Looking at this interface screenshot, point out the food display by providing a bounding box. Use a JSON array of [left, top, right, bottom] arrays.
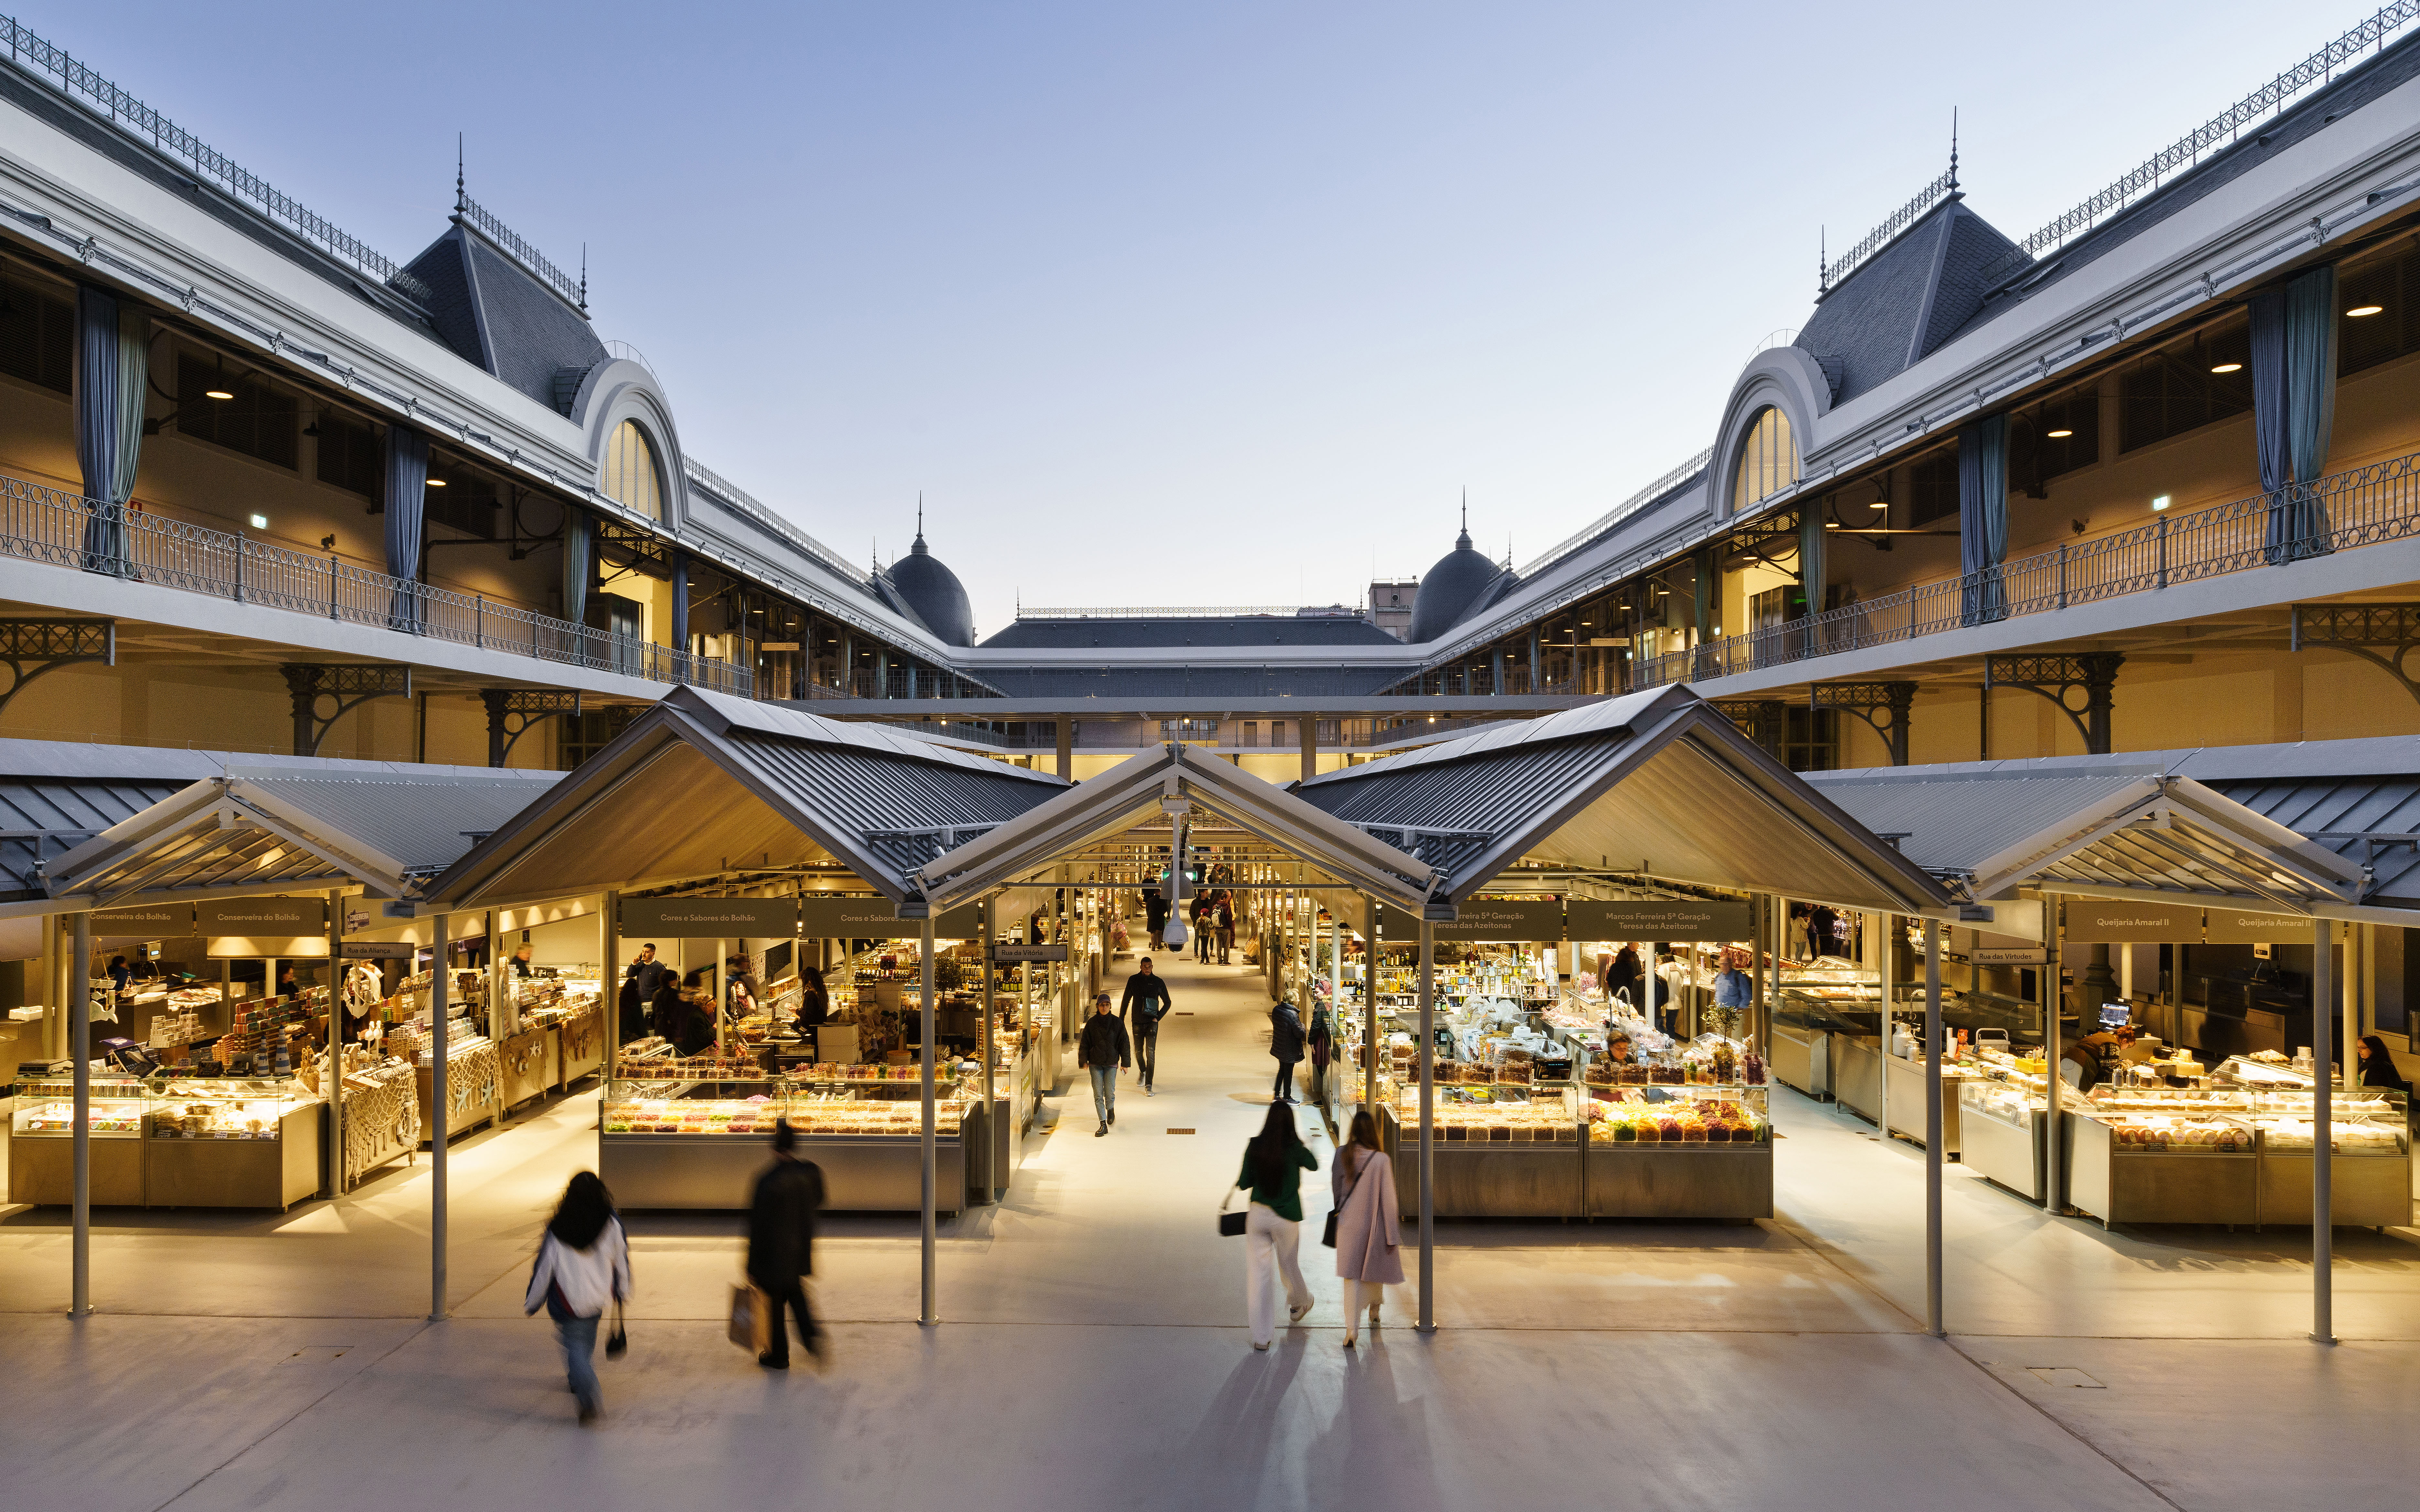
[[11, 1076, 146, 1136], [598, 1073, 979, 1213], [146, 1079, 313, 1139], [1586, 1092, 1768, 1145]]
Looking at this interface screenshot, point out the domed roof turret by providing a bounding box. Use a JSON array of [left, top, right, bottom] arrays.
[[1406, 509, 1512, 644], [880, 508, 976, 647]]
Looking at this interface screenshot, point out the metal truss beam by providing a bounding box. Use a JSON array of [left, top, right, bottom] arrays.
[[1984, 653, 2122, 755], [1811, 681, 1916, 766], [2292, 603, 2420, 706], [282, 663, 412, 758], [0, 618, 113, 720], [480, 688, 583, 768]]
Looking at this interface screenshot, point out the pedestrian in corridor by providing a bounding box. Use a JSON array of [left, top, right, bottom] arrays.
[[1120, 957, 1173, 1095], [1269, 998, 1305, 1104], [1330, 1109, 1401, 1346], [1236, 1103, 1317, 1350], [522, 1171, 630, 1424], [1078, 991, 1130, 1135], [747, 1120, 826, 1370]]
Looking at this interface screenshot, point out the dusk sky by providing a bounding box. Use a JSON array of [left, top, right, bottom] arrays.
[[44, 1, 2360, 635]]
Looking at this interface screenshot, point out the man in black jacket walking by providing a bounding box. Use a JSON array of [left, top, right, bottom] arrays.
[[1078, 992, 1131, 1135], [1120, 958, 1173, 1095], [747, 1120, 825, 1369], [1269, 1000, 1306, 1103]]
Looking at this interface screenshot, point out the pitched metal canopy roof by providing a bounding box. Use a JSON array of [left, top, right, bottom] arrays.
[[1294, 686, 1952, 916], [916, 742, 1436, 915], [43, 764, 564, 910], [422, 686, 1067, 912]]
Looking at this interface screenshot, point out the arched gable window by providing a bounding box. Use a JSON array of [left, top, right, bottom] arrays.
[[604, 419, 663, 520], [1730, 406, 1799, 513]]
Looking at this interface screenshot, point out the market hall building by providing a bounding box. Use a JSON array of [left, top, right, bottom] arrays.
[[8, 0, 2420, 1406]]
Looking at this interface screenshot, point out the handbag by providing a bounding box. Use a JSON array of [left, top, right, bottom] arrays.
[[1217, 1186, 1247, 1238], [1322, 1149, 1371, 1249], [605, 1298, 627, 1359]]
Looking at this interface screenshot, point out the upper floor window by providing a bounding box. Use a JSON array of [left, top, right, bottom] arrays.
[[1731, 406, 1798, 512], [604, 419, 662, 520]]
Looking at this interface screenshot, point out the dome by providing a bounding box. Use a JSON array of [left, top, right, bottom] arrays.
[[1406, 517, 1510, 643], [883, 523, 976, 648]]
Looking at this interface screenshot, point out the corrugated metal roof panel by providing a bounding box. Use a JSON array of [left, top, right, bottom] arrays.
[[1803, 772, 2156, 877]]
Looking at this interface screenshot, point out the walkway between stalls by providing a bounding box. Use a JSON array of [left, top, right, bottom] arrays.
[[6, 948, 2420, 1510]]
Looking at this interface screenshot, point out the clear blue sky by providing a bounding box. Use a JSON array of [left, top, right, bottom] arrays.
[[42, 1, 2378, 635]]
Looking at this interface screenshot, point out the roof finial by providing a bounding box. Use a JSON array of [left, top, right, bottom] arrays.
[[1455, 488, 1472, 551], [1948, 108, 1960, 192], [1818, 225, 1828, 296], [579, 243, 588, 313], [455, 133, 466, 215]]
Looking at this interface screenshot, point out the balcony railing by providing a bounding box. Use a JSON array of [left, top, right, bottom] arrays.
[[1632, 451, 2420, 690], [0, 473, 751, 697]]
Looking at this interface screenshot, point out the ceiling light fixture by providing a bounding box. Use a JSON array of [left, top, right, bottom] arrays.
[[248, 513, 268, 529], [204, 387, 234, 401], [2210, 361, 2243, 373], [2347, 304, 2385, 317], [426, 478, 447, 487], [2152, 495, 2172, 512], [2046, 427, 2074, 438], [1869, 499, 1887, 510]]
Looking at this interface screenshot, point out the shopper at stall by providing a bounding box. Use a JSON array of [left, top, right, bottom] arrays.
[[746, 1120, 825, 1369], [1331, 1108, 1401, 1346], [653, 974, 714, 1056], [2358, 1034, 2413, 1095], [1145, 890, 1168, 944], [795, 967, 831, 1038], [1305, 1006, 1334, 1105], [1805, 904, 1840, 962], [107, 955, 131, 992], [1269, 999, 1306, 1103], [617, 973, 649, 1045], [1119, 959, 1172, 1095], [522, 1171, 630, 1424], [2060, 1030, 2122, 1091], [624, 944, 670, 1005], [510, 944, 534, 978], [1216, 896, 1236, 964], [1713, 956, 1755, 1033], [1236, 1103, 1317, 1351], [1607, 944, 1644, 1012], [1193, 896, 1215, 962], [1078, 992, 1130, 1135]]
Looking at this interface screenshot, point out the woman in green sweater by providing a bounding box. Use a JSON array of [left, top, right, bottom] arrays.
[[1237, 1104, 1318, 1350]]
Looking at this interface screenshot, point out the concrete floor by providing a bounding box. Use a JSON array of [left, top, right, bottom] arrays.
[[3, 941, 2417, 1511]]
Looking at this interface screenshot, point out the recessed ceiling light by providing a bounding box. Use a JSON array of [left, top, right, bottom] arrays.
[[205, 388, 234, 400], [2046, 427, 2074, 438], [2347, 304, 2385, 317], [1870, 499, 1887, 509], [2210, 362, 2243, 373], [1825, 521, 1840, 529], [426, 478, 447, 487], [248, 513, 268, 528], [2152, 495, 2172, 512]]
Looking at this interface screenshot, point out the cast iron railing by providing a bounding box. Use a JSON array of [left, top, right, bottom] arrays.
[[0, 473, 751, 697], [1630, 451, 2420, 690]]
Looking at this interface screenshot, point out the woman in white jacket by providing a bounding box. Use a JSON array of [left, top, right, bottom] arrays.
[[1330, 1110, 1402, 1347], [524, 1172, 631, 1423]]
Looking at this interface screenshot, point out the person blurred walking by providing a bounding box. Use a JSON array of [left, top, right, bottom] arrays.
[[1330, 1110, 1402, 1346], [1235, 1104, 1317, 1350], [1269, 999, 1305, 1103], [747, 1120, 826, 1369], [523, 1171, 630, 1424]]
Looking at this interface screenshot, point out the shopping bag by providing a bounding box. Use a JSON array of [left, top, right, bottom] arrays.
[[727, 1283, 771, 1352]]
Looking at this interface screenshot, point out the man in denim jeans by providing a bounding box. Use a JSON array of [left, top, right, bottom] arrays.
[[1077, 992, 1130, 1136]]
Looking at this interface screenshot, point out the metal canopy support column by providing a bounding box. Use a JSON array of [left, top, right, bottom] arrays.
[[69, 909, 89, 1319], [1056, 718, 1074, 783], [603, 892, 620, 1085], [430, 912, 450, 1320], [1924, 919, 1944, 1337], [1299, 718, 1317, 785], [920, 914, 938, 1326], [2313, 916, 2335, 1345], [981, 898, 998, 1201], [1362, 896, 1379, 1111], [325, 888, 344, 1197], [2046, 902, 2065, 1213], [1416, 920, 1435, 1334]]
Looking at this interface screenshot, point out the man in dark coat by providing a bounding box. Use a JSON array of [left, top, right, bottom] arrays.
[[1120, 958, 1173, 1095], [625, 943, 670, 1003], [1077, 992, 1131, 1135], [1269, 1000, 1306, 1104], [747, 1120, 825, 1369]]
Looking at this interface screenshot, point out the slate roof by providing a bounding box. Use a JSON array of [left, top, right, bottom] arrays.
[[1408, 526, 1517, 643], [1798, 200, 2025, 407], [981, 616, 1399, 650], [400, 221, 606, 413]]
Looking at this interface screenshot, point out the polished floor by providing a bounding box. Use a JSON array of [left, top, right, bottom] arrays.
[[3, 943, 2417, 1511]]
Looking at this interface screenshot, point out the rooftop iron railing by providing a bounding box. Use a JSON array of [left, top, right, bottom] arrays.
[[681, 459, 875, 589], [0, 14, 431, 306], [0, 472, 751, 697], [457, 194, 583, 308], [1629, 449, 2420, 690], [1821, 167, 1960, 294], [1514, 448, 1713, 580]]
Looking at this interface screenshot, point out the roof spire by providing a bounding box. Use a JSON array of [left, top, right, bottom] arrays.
[[579, 243, 588, 314], [912, 491, 929, 555], [1948, 108, 1960, 193], [1456, 488, 1471, 551], [455, 133, 466, 215], [1818, 224, 1827, 296]]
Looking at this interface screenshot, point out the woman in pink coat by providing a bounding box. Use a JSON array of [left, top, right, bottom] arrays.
[[1329, 1109, 1402, 1346]]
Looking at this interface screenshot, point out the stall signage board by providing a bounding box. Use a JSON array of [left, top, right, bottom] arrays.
[[796, 897, 982, 939], [205, 936, 329, 960], [1972, 946, 2052, 965], [2061, 901, 2201, 942], [94, 904, 192, 933], [991, 944, 1069, 963], [1377, 898, 1561, 942], [338, 940, 414, 958], [622, 897, 797, 935], [1569, 899, 1753, 942], [2205, 908, 2323, 944], [196, 898, 326, 934]]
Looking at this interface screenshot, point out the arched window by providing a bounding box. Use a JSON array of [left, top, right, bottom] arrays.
[[603, 420, 663, 520], [1730, 406, 1799, 512]]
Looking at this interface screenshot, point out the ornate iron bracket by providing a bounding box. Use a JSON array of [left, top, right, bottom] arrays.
[[1810, 681, 1916, 766], [1983, 653, 2122, 755], [1712, 698, 1788, 761], [282, 663, 412, 757], [2291, 603, 2420, 707], [480, 688, 582, 767], [0, 619, 114, 719]]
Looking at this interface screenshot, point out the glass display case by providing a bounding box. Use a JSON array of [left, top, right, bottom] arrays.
[[9, 1073, 148, 1206], [1958, 1061, 2050, 1201], [597, 1075, 972, 1213], [142, 1076, 324, 1210]]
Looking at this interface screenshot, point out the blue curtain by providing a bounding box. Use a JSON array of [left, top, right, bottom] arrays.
[[1796, 506, 1825, 656], [562, 511, 592, 660], [670, 557, 690, 664], [1692, 547, 1714, 676], [1957, 416, 2009, 625], [73, 286, 146, 575], [383, 422, 429, 630], [2259, 266, 2339, 563]]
